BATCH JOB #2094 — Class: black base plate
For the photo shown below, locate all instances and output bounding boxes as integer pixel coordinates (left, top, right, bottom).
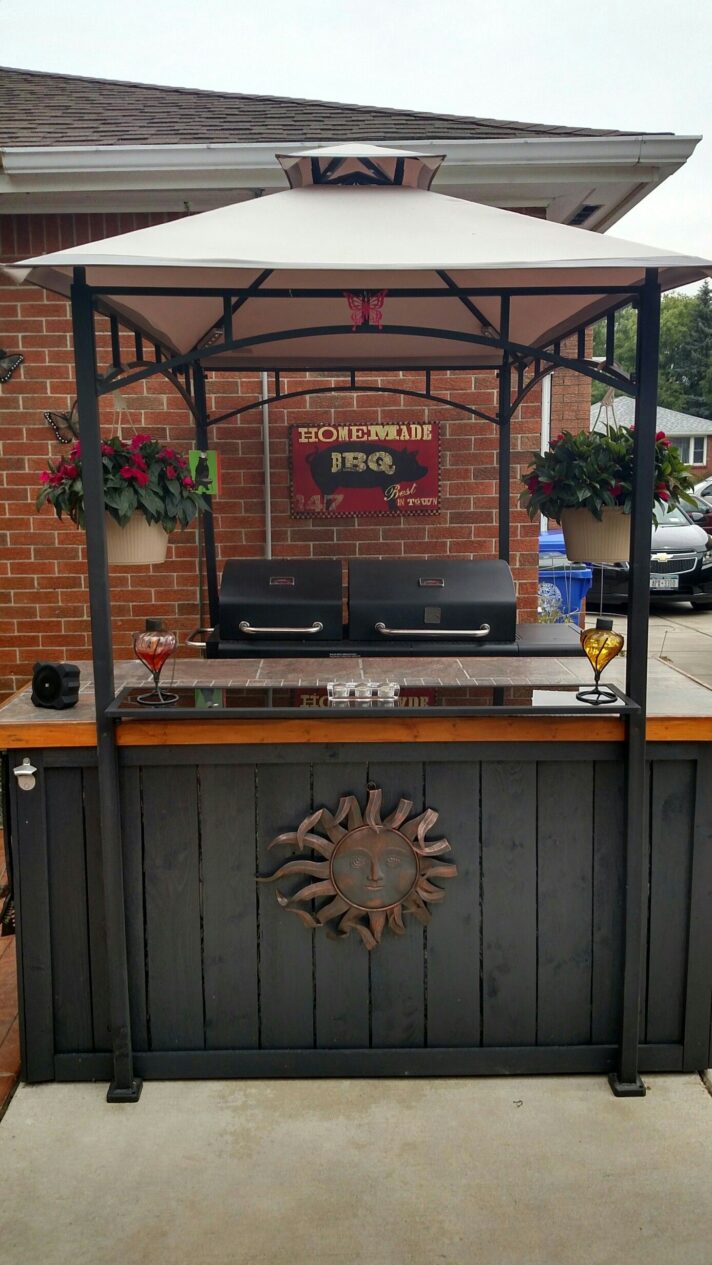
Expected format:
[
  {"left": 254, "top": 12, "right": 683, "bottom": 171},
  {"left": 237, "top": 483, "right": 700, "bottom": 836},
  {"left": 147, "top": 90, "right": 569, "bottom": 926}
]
[
  {"left": 107, "top": 1077, "right": 143, "bottom": 1104},
  {"left": 608, "top": 1072, "right": 646, "bottom": 1098}
]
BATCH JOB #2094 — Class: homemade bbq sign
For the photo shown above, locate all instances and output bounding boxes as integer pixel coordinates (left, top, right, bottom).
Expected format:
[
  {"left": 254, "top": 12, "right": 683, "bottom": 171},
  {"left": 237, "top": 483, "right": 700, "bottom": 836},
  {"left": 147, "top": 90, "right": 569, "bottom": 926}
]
[{"left": 289, "top": 421, "right": 440, "bottom": 518}]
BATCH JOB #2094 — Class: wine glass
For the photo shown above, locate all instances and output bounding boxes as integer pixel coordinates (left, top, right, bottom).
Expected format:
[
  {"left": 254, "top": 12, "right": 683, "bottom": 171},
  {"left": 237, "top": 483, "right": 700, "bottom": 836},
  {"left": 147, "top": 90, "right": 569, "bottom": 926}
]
[{"left": 133, "top": 626, "right": 178, "bottom": 706}]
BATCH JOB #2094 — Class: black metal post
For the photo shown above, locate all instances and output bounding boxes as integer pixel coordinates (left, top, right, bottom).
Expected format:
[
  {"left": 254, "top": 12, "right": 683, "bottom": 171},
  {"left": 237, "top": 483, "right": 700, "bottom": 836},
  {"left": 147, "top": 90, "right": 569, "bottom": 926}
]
[
  {"left": 71, "top": 270, "right": 142, "bottom": 1103},
  {"left": 193, "top": 365, "right": 220, "bottom": 629},
  {"left": 610, "top": 269, "right": 661, "bottom": 1098},
  {"left": 497, "top": 296, "right": 511, "bottom": 561}
]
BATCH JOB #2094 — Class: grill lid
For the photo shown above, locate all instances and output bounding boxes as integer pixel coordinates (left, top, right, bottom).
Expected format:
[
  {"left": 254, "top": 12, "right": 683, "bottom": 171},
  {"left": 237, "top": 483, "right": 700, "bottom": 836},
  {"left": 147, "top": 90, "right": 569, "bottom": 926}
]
[
  {"left": 348, "top": 558, "right": 516, "bottom": 642},
  {"left": 219, "top": 558, "right": 343, "bottom": 640}
]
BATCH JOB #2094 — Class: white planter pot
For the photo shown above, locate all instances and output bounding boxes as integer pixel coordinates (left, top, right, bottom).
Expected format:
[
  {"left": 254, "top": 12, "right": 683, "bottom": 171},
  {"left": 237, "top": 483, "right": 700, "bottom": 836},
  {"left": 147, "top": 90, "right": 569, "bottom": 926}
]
[
  {"left": 105, "top": 514, "right": 169, "bottom": 566},
  {"left": 560, "top": 507, "right": 631, "bottom": 564}
]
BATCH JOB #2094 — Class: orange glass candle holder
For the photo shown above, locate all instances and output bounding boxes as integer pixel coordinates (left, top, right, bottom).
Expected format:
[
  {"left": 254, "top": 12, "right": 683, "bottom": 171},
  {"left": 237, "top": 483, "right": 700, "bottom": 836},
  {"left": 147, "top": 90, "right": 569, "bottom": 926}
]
[{"left": 577, "top": 618, "right": 624, "bottom": 706}]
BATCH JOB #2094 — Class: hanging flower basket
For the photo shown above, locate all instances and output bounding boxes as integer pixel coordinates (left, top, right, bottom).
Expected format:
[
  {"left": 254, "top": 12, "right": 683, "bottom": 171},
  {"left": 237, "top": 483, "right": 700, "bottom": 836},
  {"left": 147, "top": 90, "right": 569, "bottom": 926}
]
[
  {"left": 105, "top": 512, "right": 169, "bottom": 566},
  {"left": 559, "top": 506, "right": 631, "bottom": 564},
  {"left": 519, "top": 423, "right": 694, "bottom": 562},
  {"left": 36, "top": 433, "right": 210, "bottom": 567}
]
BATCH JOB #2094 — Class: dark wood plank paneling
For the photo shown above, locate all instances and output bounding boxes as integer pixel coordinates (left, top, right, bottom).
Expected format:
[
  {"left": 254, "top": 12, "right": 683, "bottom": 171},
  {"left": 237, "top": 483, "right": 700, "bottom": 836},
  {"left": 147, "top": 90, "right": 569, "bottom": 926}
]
[
  {"left": 683, "top": 750, "right": 712, "bottom": 1069},
  {"left": 257, "top": 763, "right": 314, "bottom": 1049},
  {"left": 9, "top": 753, "right": 55, "bottom": 1081},
  {"left": 481, "top": 762, "right": 537, "bottom": 1045},
  {"left": 591, "top": 761, "right": 625, "bottom": 1044},
  {"left": 142, "top": 766, "right": 203, "bottom": 1050},
  {"left": 425, "top": 762, "right": 480, "bottom": 1047},
  {"left": 118, "top": 766, "right": 148, "bottom": 1051},
  {"left": 312, "top": 763, "right": 370, "bottom": 1049},
  {"left": 81, "top": 768, "right": 111, "bottom": 1052},
  {"left": 368, "top": 761, "right": 425, "bottom": 1049},
  {"left": 200, "top": 764, "right": 259, "bottom": 1049},
  {"left": 45, "top": 767, "right": 93, "bottom": 1052},
  {"left": 646, "top": 760, "right": 694, "bottom": 1044},
  {"left": 537, "top": 762, "right": 593, "bottom": 1044}
]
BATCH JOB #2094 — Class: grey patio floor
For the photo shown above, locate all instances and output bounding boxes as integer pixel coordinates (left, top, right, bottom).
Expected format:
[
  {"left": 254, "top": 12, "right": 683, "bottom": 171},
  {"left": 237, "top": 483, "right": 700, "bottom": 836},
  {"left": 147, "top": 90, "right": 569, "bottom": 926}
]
[{"left": 2, "top": 1076, "right": 712, "bottom": 1265}]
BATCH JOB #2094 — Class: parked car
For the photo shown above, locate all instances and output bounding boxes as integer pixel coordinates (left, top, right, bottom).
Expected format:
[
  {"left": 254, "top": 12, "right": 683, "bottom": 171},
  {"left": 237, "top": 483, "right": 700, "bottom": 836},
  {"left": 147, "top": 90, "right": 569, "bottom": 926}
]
[
  {"left": 590, "top": 503, "right": 712, "bottom": 609},
  {"left": 693, "top": 477, "right": 712, "bottom": 501},
  {"left": 682, "top": 494, "right": 712, "bottom": 533}
]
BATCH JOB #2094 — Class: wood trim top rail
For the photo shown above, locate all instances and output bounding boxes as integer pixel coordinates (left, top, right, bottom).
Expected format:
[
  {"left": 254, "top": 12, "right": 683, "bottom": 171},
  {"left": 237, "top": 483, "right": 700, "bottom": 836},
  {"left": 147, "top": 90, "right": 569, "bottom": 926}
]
[{"left": 1, "top": 714, "right": 712, "bottom": 749}]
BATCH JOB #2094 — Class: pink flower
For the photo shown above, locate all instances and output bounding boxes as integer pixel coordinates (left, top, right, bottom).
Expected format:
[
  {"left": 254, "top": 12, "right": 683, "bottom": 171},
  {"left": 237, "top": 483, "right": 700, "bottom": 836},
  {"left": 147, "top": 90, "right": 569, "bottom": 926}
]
[
  {"left": 60, "top": 463, "right": 79, "bottom": 479},
  {"left": 40, "top": 471, "right": 51, "bottom": 484},
  {"left": 181, "top": 476, "right": 195, "bottom": 488},
  {"left": 101, "top": 443, "right": 114, "bottom": 455},
  {"left": 49, "top": 472, "right": 65, "bottom": 486},
  {"left": 120, "top": 466, "right": 150, "bottom": 486},
  {"left": 130, "top": 433, "right": 153, "bottom": 450},
  {"left": 131, "top": 453, "right": 147, "bottom": 471},
  {"left": 657, "top": 489, "right": 670, "bottom": 502},
  {"left": 165, "top": 465, "right": 176, "bottom": 479},
  {"left": 158, "top": 447, "right": 176, "bottom": 461},
  {"left": 655, "top": 430, "right": 667, "bottom": 441}
]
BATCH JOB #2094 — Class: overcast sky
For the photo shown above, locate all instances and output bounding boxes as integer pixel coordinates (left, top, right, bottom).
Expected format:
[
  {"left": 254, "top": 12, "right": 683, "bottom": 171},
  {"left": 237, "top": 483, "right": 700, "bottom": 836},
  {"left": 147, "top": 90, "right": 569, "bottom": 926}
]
[{"left": 1, "top": 0, "right": 710, "bottom": 276}]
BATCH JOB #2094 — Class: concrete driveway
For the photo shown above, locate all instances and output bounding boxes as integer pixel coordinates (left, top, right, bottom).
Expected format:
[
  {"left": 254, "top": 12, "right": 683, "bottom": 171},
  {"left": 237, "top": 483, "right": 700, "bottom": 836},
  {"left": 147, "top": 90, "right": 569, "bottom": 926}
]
[{"left": 597, "top": 604, "right": 712, "bottom": 688}]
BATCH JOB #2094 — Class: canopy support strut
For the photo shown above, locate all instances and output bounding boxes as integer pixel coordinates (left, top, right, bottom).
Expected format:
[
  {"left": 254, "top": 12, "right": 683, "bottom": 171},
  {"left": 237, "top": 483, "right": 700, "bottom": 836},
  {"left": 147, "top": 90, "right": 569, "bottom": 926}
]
[
  {"left": 72, "top": 268, "right": 142, "bottom": 1104},
  {"left": 610, "top": 268, "right": 661, "bottom": 1098}
]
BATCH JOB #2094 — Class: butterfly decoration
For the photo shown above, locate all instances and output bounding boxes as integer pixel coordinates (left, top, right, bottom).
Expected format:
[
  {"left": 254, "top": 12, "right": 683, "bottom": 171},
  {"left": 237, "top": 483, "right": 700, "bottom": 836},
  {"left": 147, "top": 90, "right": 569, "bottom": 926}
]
[
  {"left": 44, "top": 399, "right": 80, "bottom": 445},
  {"left": 0, "top": 348, "right": 23, "bottom": 384},
  {"left": 343, "top": 290, "right": 388, "bottom": 332}
]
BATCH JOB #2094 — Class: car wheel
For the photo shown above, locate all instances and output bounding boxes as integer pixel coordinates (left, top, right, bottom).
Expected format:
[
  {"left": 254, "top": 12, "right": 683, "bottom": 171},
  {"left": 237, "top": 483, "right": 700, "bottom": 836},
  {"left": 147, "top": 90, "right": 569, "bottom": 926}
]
[{"left": 690, "top": 597, "right": 712, "bottom": 610}]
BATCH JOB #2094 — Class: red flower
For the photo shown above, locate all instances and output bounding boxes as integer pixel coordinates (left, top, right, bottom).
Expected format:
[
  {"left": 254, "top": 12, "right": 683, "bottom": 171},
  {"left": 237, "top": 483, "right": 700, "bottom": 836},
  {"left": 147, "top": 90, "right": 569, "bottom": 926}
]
[
  {"left": 181, "top": 476, "right": 195, "bottom": 488},
  {"left": 60, "top": 463, "right": 79, "bottom": 479},
  {"left": 101, "top": 443, "right": 114, "bottom": 455},
  {"left": 131, "top": 453, "right": 147, "bottom": 471},
  {"left": 49, "top": 472, "right": 65, "bottom": 486},
  {"left": 541, "top": 481, "right": 554, "bottom": 495},
  {"left": 39, "top": 471, "right": 51, "bottom": 484},
  {"left": 656, "top": 482, "right": 668, "bottom": 491},
  {"left": 158, "top": 448, "right": 176, "bottom": 461},
  {"left": 120, "top": 466, "right": 150, "bottom": 486},
  {"left": 525, "top": 475, "right": 540, "bottom": 490},
  {"left": 130, "top": 433, "right": 153, "bottom": 450},
  {"left": 611, "top": 481, "right": 622, "bottom": 498},
  {"left": 655, "top": 430, "right": 667, "bottom": 441},
  {"left": 70, "top": 442, "right": 81, "bottom": 458},
  {"left": 657, "top": 489, "right": 670, "bottom": 502},
  {"left": 165, "top": 465, "right": 176, "bottom": 479}
]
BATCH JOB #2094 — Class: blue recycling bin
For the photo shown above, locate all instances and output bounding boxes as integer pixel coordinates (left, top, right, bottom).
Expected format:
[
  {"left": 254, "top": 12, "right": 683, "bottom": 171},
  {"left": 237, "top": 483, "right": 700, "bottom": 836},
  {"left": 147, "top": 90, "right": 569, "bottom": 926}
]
[{"left": 538, "top": 530, "right": 593, "bottom": 623}]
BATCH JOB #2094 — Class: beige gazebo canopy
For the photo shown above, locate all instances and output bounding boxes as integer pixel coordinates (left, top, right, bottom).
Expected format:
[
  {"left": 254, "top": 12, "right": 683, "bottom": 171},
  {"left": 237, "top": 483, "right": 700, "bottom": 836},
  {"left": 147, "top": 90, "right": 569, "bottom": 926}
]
[{"left": 8, "top": 143, "right": 710, "bottom": 370}]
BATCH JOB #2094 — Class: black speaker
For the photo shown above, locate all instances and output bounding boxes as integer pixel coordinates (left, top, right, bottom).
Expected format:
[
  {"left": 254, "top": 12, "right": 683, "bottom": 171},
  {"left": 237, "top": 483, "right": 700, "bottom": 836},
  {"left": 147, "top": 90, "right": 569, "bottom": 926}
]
[{"left": 31, "top": 662, "right": 80, "bottom": 710}]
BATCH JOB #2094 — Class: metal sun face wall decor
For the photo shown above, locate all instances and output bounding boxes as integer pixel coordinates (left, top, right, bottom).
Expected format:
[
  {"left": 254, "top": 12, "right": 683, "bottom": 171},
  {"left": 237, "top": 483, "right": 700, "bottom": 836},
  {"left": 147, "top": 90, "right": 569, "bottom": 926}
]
[{"left": 259, "top": 785, "right": 457, "bottom": 950}]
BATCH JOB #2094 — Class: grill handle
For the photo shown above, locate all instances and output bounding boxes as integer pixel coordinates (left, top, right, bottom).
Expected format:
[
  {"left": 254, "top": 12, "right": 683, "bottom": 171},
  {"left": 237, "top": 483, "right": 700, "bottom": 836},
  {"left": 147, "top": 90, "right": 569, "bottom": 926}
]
[
  {"left": 238, "top": 620, "right": 324, "bottom": 636},
  {"left": 186, "top": 627, "right": 215, "bottom": 649},
  {"left": 375, "top": 622, "right": 491, "bottom": 638}
]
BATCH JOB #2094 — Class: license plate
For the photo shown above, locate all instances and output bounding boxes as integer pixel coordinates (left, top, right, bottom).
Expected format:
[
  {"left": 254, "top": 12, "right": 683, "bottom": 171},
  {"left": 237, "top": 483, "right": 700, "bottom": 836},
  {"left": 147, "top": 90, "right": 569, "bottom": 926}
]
[{"left": 650, "top": 574, "right": 679, "bottom": 590}]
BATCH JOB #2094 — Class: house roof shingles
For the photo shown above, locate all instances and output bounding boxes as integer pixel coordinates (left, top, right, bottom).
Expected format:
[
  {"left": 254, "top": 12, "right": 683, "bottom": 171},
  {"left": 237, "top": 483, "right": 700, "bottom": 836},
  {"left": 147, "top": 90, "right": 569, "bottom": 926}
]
[
  {"left": 591, "top": 397, "right": 712, "bottom": 436},
  {"left": 0, "top": 65, "right": 645, "bottom": 149}
]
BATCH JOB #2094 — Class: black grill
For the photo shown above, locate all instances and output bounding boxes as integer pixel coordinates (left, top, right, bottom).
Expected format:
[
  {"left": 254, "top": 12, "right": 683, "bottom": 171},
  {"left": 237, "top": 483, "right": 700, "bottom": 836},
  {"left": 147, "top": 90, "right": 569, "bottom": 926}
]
[{"left": 206, "top": 556, "right": 538, "bottom": 658}]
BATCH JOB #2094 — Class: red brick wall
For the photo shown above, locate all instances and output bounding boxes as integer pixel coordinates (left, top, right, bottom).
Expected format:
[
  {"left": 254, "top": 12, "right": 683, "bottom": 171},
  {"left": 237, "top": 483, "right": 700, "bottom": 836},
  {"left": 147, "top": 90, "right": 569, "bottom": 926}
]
[{"left": 0, "top": 212, "right": 552, "bottom": 697}]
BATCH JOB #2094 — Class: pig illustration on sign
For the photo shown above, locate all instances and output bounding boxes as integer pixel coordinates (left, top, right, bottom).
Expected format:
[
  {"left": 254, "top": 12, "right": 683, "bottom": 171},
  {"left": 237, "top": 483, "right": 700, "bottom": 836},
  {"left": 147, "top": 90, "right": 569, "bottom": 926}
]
[{"left": 306, "top": 444, "right": 429, "bottom": 509}]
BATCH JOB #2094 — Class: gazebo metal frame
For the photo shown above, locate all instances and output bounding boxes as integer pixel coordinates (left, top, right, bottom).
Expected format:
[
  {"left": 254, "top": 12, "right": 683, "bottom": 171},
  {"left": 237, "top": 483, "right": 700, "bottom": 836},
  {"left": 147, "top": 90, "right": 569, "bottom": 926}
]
[{"left": 68, "top": 260, "right": 660, "bottom": 1104}]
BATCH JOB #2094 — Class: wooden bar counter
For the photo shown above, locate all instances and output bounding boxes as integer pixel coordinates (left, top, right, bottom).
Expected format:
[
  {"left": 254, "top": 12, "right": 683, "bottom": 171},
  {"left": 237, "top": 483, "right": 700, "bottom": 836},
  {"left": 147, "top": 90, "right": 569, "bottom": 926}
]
[{"left": 2, "top": 655, "right": 711, "bottom": 1083}]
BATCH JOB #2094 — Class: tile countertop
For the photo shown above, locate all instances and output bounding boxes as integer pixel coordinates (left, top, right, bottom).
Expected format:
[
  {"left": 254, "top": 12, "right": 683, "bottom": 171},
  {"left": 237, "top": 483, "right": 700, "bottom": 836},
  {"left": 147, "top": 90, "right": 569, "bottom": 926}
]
[{"left": 0, "top": 654, "right": 710, "bottom": 729}]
